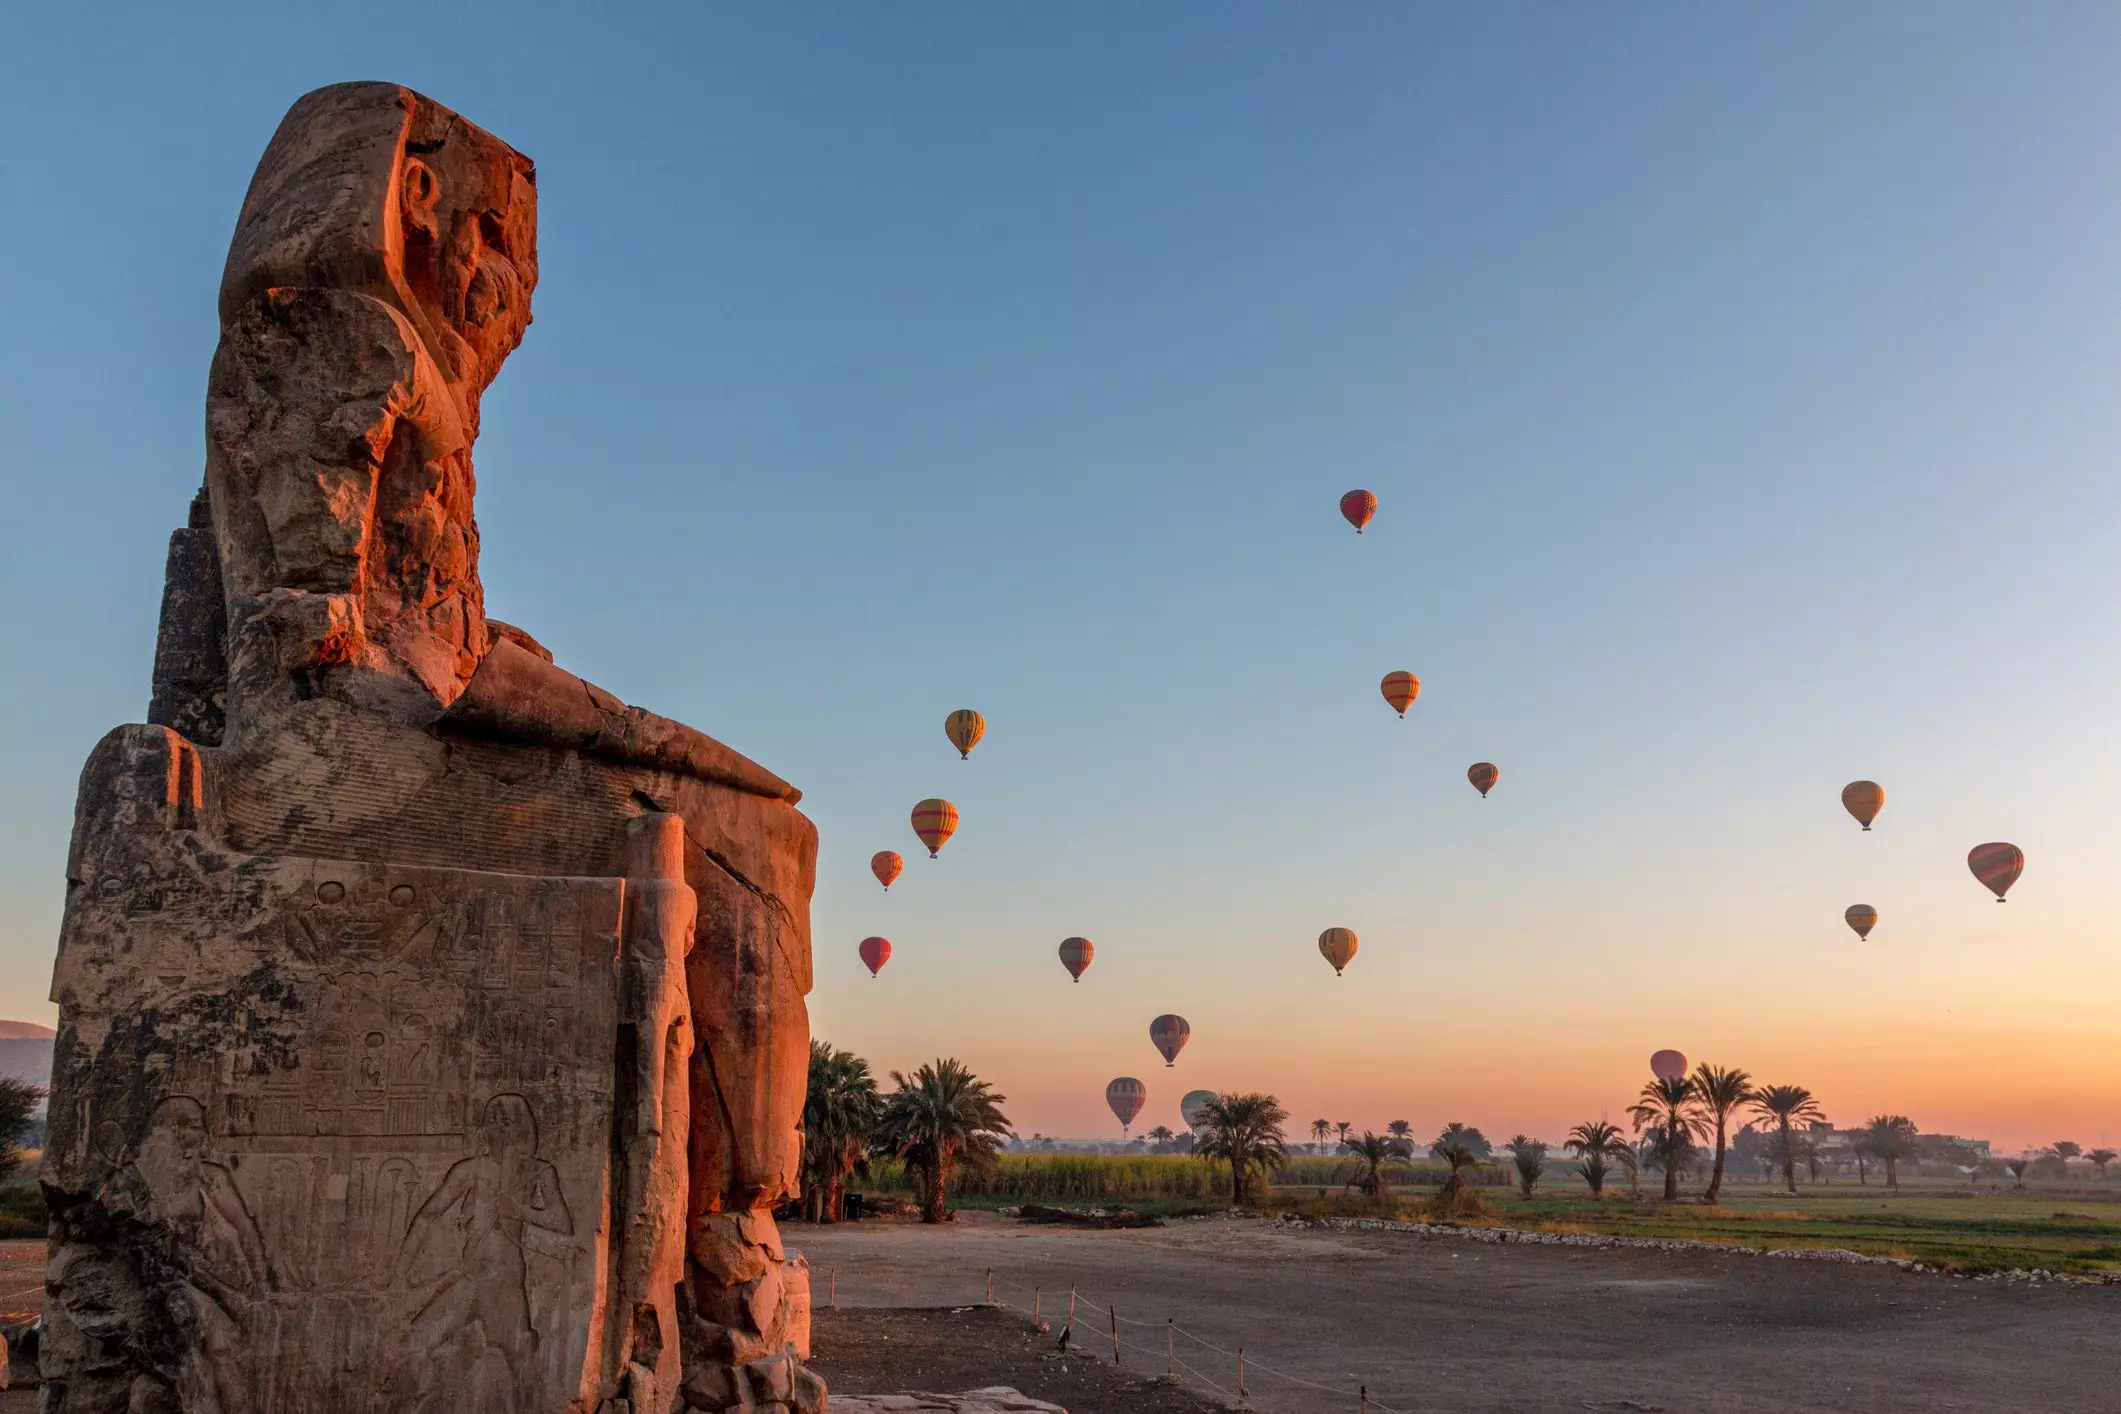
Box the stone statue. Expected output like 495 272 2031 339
44 81 823 1414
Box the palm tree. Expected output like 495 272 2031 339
1197 1092 1290 1205
2088 1148 2116 1180
1627 1075 1706 1201
1343 1132 1397 1200
1430 1122 1492 1204
1860 1115 1920 1194
1388 1119 1413 1149
2005 1155 2032 1188
1746 1085 1826 1196
1505 1135 1547 1197
1311 1118 1331 1155
2052 1140 2083 1166
873 1058 1012 1223
1690 1064 1753 1204
802 1040 881 1223
1335 1121 1354 1151
1145 1125 1177 1153
1566 1120 1627 1197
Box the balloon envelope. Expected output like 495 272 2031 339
1317 927 1359 975
945 709 986 760
1149 1014 1191 1067
1059 936 1094 982
870 851 904 891
858 936 891 977
1340 489 1378 533
1180 1090 1216 1133
1380 672 1421 717
1106 1077 1147 1132
1468 763 1500 798
1844 905 1878 940
1968 842 2024 901
1842 780 1885 831
1650 1049 1688 1082
911 798 959 857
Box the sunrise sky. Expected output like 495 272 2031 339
6 5 2121 1151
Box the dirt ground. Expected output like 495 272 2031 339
791 1211 2121 1413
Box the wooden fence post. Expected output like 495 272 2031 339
1110 1306 1120 1364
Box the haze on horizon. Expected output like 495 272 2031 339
4 4 2119 1153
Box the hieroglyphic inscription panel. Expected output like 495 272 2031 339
49 853 622 1414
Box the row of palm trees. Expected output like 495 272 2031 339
802 1043 1012 1224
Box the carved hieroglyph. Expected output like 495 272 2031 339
45 82 822 1414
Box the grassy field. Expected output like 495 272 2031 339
856 1155 2121 1274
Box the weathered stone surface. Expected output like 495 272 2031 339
830 1391 1069 1414
45 80 817 1414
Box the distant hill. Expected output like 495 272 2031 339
0 1022 54 1093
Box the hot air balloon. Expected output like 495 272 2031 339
1317 927 1359 976
1380 672 1421 718
858 936 891 977
1340 490 1378 534
870 851 904 891
1149 1014 1190 1067
1844 905 1878 940
1842 781 1884 831
1106 1077 1147 1134
945 709 986 760
1650 1049 1688 1082
1181 1089 1216 1133
1059 936 1094 983
1468 763 1500 798
911 798 959 858
1968 842 2024 902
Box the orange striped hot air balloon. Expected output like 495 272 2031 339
945 709 986 760
1968 842 2024 902
1842 781 1884 831
1844 905 1878 940
1340 489 1378 533
1106 1077 1147 1134
870 851 904 891
1059 936 1094 983
858 936 891 977
1380 672 1420 718
1149 1014 1190 1067
911 798 959 858
1317 927 1358 976
1468 763 1499 798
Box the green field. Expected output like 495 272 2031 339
857 1155 2121 1275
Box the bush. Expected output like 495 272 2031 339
0 1185 46 1238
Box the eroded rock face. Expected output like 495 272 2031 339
45 81 819 1414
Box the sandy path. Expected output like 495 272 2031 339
789 1212 2121 1413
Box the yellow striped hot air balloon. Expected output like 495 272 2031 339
945 709 986 760
870 851 904 891
911 798 959 858
1317 927 1358 976
1380 672 1420 718
1844 905 1878 940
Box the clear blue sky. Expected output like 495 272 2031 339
6 4 2121 1148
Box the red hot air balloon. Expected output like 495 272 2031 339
1106 1077 1147 1134
1468 763 1500 798
1149 1014 1191 1067
858 936 892 977
1968 842 2024 902
870 851 904 891
1059 936 1094 983
1650 1049 1688 1082
1340 490 1378 534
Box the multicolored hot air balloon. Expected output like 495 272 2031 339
870 851 904 891
911 798 959 858
1317 927 1359 976
1340 489 1378 534
1650 1049 1688 1082
1844 905 1878 940
1149 1014 1190 1067
858 936 891 977
1968 842 2024 902
1106 1077 1147 1134
945 709 986 760
1181 1089 1216 1133
1380 672 1421 718
1059 936 1094 983
1468 763 1500 798
1842 781 1884 831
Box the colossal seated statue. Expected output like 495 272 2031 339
45 81 822 1414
